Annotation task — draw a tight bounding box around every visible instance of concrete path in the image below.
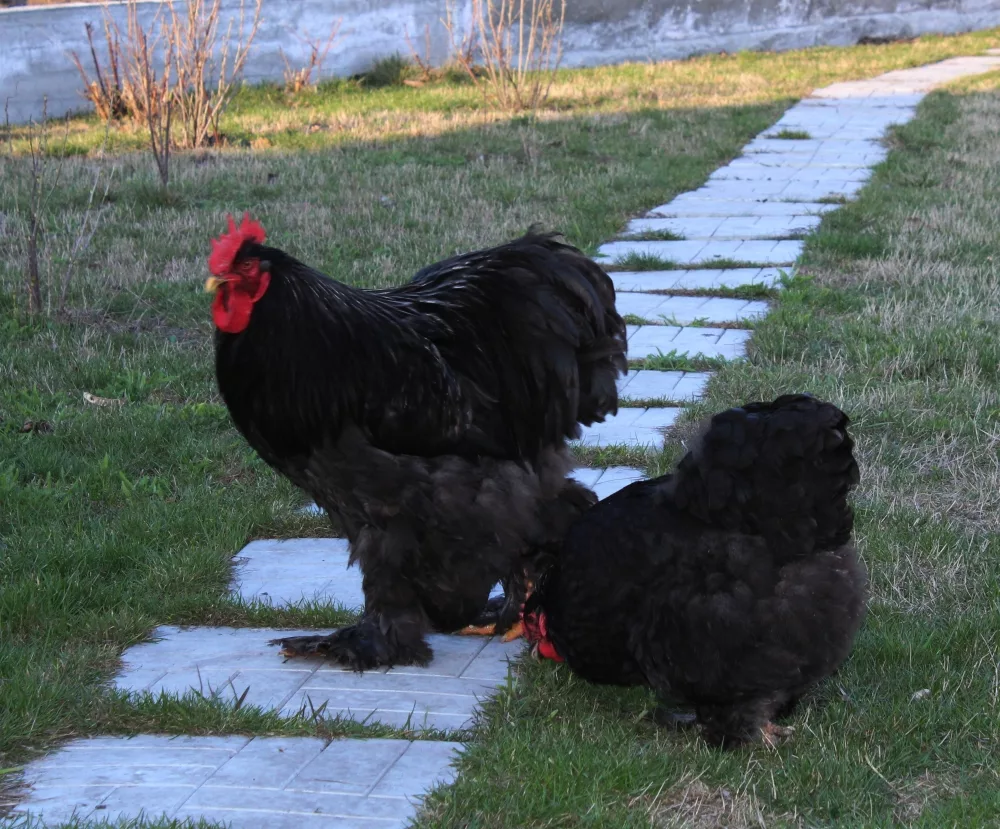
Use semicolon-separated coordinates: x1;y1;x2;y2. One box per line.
9;53;1000;828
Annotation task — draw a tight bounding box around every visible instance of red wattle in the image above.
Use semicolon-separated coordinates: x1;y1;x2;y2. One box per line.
538;639;564;662
212;289;254;334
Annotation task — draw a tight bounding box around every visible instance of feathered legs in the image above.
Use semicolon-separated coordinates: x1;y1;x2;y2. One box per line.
272;559;433;670
652;694;796;748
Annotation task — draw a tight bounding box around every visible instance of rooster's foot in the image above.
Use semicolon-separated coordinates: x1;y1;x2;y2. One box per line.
271;623;431;672
760;722;795;748
652;706;699;730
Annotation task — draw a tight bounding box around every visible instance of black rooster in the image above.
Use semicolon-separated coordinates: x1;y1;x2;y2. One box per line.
206;214;627;670
523;394;868;747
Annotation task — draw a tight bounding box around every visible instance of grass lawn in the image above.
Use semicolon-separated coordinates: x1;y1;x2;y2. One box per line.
2;29;1000;826
421;73;1000;829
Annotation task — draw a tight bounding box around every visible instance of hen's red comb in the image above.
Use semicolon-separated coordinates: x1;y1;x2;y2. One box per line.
208;212;267;276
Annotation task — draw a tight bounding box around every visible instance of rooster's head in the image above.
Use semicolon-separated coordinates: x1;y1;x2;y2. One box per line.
206;212;270;334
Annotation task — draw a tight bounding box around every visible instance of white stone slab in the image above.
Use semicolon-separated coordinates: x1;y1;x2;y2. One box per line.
800;93;925;108
570;465;646;491
114;626;523;731
647;199;837;217
234;538;363;611
811;56;1000;99
575;407;680;450
598;238;800;266
626;323;753;360
709;164;872;182
741;137;884;156
680;179;862;203
302;462;645;520
592;466;646;499
618;369;710;401
615;293;767;325
9;734;460;828
611;267;780;293
623;215;820;240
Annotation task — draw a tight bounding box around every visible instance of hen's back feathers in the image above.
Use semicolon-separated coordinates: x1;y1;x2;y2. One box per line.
671;394;859;561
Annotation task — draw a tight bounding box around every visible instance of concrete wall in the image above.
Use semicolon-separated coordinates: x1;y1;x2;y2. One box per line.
2;0;1000;123
559;0;1000;67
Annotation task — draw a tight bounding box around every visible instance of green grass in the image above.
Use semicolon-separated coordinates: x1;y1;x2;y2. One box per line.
418;73;1000;829
3;27;1000;828
770;128;813;139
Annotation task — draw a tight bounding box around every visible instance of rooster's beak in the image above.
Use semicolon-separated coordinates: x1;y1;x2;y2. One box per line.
204;276;225;293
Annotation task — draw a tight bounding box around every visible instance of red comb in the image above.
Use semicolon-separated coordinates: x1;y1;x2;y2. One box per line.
208;212;267;276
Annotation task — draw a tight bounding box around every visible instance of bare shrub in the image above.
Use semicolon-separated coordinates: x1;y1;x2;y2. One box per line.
403;23;436;84
165;0;262;149
2;103;114;316
445;0;566;111
280;22;341;93
69;0;261;149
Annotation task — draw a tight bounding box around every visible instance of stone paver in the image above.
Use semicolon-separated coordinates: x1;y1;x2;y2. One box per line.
622;215;820;240
619;369;711;402
115;626;521;731
300;460;644;516
676;179;863;203
610;267;782;292
626;324;751;360
235;538;363;610
576;406;680;450
615;292;768;324
592;466;646;499
597;238;802;266
18;53;1000;829
8;735;461;828
648;199;837;217
709;164;872;182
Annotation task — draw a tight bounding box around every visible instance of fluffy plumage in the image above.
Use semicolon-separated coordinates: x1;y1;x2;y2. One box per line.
524;393;868;747
208;218;627;669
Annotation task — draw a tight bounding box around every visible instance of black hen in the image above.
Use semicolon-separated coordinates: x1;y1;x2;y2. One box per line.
523;393;867;747
206;214;627;670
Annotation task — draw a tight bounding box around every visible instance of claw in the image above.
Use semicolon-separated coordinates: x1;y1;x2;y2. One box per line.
501;620;524;642
761;722;795;748
456;624;497;636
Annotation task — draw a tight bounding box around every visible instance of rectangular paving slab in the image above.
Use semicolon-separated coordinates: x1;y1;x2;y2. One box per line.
647;199;837;217
597;238;802;266
619;369;711;402
9;734;461;828
622;215;820;240
709;164;872;182
678;179;862;203
575;407;680;450
114;626;523;731
627;324;751;360
300;461;646;521
610;267;782;292
614;292;768;325
235;538;365;611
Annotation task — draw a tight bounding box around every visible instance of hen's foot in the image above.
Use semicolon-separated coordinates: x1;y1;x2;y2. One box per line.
454;620;524;640
760;722;795;748
652;707;699;730
271;623;432;672
501;620;524;642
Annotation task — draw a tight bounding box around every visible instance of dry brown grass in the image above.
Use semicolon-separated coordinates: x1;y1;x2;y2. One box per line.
643;774;801;828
